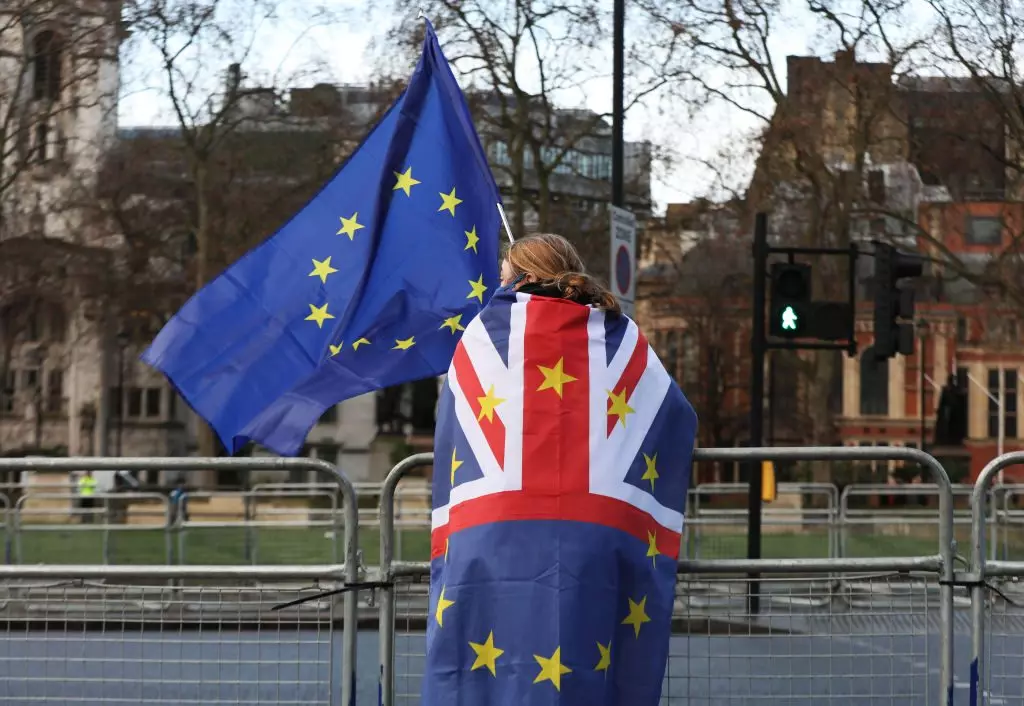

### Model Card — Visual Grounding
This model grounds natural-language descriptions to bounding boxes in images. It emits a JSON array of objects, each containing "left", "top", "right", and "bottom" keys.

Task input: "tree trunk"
[{"left": 192, "top": 162, "right": 219, "bottom": 487}]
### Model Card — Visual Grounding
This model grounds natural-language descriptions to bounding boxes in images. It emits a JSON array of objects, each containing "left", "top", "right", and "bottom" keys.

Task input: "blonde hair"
[{"left": 504, "top": 233, "right": 621, "bottom": 315}]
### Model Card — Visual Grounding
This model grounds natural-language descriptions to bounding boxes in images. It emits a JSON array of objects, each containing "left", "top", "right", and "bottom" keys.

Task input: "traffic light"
[
  {"left": 769, "top": 263, "right": 811, "bottom": 338},
  {"left": 769, "top": 262, "right": 852, "bottom": 341},
  {"left": 872, "top": 241, "right": 924, "bottom": 361}
]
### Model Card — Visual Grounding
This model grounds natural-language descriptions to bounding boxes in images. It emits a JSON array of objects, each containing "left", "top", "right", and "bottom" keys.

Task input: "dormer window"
[{"left": 32, "top": 31, "right": 62, "bottom": 102}]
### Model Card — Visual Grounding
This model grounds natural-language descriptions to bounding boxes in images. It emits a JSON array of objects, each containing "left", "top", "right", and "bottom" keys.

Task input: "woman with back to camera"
[
  {"left": 498, "top": 232, "right": 622, "bottom": 313},
  {"left": 421, "top": 232, "right": 698, "bottom": 706}
]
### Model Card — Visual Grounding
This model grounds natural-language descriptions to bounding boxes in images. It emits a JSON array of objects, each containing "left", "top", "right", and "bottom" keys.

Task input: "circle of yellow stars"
[{"left": 303, "top": 165, "right": 489, "bottom": 353}]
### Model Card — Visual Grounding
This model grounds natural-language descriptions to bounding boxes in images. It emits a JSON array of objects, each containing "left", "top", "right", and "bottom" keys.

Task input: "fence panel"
[
  {"left": 14, "top": 492, "right": 171, "bottom": 565},
  {"left": 377, "top": 446, "right": 956, "bottom": 706},
  {"left": 685, "top": 483, "right": 837, "bottom": 560},
  {"left": 0, "top": 457, "right": 360, "bottom": 706},
  {"left": 177, "top": 490, "right": 340, "bottom": 566},
  {"left": 0, "top": 565, "right": 347, "bottom": 705},
  {"left": 968, "top": 452, "right": 1024, "bottom": 705},
  {"left": 839, "top": 484, "right": 980, "bottom": 560}
]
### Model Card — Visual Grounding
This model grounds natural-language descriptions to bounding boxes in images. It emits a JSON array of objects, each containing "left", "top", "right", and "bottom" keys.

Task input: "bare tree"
[
  {"left": 373, "top": 0, "right": 681, "bottom": 272},
  {"left": 110, "top": 0, "right": 348, "bottom": 458}
]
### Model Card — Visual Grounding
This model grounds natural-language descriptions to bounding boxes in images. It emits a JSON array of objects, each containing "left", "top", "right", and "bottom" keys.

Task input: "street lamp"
[
  {"left": 115, "top": 329, "right": 129, "bottom": 457},
  {"left": 917, "top": 318, "right": 931, "bottom": 450}
]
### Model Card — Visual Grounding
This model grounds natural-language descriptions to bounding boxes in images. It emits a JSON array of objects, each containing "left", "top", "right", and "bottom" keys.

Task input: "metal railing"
[
  {"left": 17, "top": 448, "right": 1024, "bottom": 704},
  {"left": 0, "top": 457, "right": 361, "bottom": 706},
  {"left": 375, "top": 446, "right": 957, "bottom": 706},
  {"left": 0, "top": 563, "right": 349, "bottom": 705}
]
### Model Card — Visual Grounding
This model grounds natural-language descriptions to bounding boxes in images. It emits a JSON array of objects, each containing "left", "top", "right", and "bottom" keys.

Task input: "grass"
[
  {"left": 7, "top": 525, "right": 435, "bottom": 566},
  {"left": 5, "top": 522, "right": 1021, "bottom": 566}
]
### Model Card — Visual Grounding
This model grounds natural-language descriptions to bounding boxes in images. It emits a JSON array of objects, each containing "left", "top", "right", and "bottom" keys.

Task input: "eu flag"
[
  {"left": 425, "top": 287, "right": 698, "bottom": 705},
  {"left": 141, "top": 21, "right": 502, "bottom": 456}
]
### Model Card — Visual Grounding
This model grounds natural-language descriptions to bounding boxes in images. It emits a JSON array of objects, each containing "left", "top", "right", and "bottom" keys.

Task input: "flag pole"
[{"left": 496, "top": 203, "right": 515, "bottom": 243}]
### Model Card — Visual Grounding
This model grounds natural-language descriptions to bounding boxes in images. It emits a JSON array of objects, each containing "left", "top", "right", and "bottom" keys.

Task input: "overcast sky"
[{"left": 115, "top": 3, "right": 837, "bottom": 215}]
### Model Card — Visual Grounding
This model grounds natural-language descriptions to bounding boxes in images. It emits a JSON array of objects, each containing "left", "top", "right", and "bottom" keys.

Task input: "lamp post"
[
  {"left": 115, "top": 330, "right": 129, "bottom": 457},
  {"left": 917, "top": 319, "right": 931, "bottom": 450}
]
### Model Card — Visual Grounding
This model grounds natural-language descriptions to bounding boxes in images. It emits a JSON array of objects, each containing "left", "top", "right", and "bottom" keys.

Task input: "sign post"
[{"left": 609, "top": 205, "right": 636, "bottom": 317}]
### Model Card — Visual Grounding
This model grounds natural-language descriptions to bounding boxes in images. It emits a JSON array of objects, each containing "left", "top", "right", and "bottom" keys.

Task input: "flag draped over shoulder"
[
  {"left": 425, "top": 287, "right": 698, "bottom": 706},
  {"left": 141, "top": 22, "right": 501, "bottom": 456}
]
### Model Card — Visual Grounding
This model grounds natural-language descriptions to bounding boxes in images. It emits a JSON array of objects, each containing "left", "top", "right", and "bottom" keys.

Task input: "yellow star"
[
  {"left": 533, "top": 647, "right": 571, "bottom": 691},
  {"left": 329, "top": 342, "right": 343, "bottom": 356},
  {"left": 434, "top": 585, "right": 455, "bottom": 627},
  {"left": 441, "top": 314, "right": 465, "bottom": 334},
  {"left": 351, "top": 337, "right": 370, "bottom": 350},
  {"left": 641, "top": 453, "right": 659, "bottom": 492},
  {"left": 469, "top": 631, "right": 504, "bottom": 676},
  {"left": 622, "top": 596, "right": 651, "bottom": 638},
  {"left": 646, "top": 530, "right": 661, "bottom": 567},
  {"left": 337, "top": 212, "right": 364, "bottom": 240},
  {"left": 309, "top": 256, "right": 338, "bottom": 284},
  {"left": 305, "top": 303, "right": 334, "bottom": 329},
  {"left": 607, "top": 388, "right": 635, "bottom": 429},
  {"left": 450, "top": 448, "right": 463, "bottom": 485},
  {"left": 467, "top": 275, "right": 488, "bottom": 303},
  {"left": 537, "top": 358, "right": 577, "bottom": 398},
  {"left": 595, "top": 641, "right": 611, "bottom": 672},
  {"left": 476, "top": 385, "right": 506, "bottom": 423},
  {"left": 438, "top": 187, "right": 463, "bottom": 216},
  {"left": 393, "top": 337, "right": 415, "bottom": 350},
  {"left": 464, "top": 225, "right": 479, "bottom": 253},
  {"left": 393, "top": 166, "right": 420, "bottom": 197}
]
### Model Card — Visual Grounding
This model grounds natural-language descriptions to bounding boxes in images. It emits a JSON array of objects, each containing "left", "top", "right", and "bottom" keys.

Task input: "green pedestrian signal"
[{"left": 781, "top": 305, "right": 798, "bottom": 331}]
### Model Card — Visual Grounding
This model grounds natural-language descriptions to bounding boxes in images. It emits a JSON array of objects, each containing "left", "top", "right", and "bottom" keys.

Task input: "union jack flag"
[{"left": 423, "top": 287, "right": 697, "bottom": 706}]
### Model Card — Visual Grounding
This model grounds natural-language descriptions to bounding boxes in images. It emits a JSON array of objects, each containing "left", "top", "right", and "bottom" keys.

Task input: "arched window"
[
  {"left": 32, "top": 31, "right": 62, "bottom": 102},
  {"left": 859, "top": 346, "right": 890, "bottom": 416}
]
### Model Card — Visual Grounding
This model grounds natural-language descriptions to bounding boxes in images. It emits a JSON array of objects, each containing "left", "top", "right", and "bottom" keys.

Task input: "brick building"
[{"left": 640, "top": 49, "right": 1024, "bottom": 484}]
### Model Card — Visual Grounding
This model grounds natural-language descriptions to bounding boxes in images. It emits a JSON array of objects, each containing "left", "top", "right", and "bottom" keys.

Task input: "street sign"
[{"left": 609, "top": 205, "right": 636, "bottom": 318}]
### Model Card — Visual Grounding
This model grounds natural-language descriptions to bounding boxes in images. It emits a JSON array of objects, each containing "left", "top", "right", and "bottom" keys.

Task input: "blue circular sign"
[{"left": 615, "top": 244, "right": 631, "bottom": 295}]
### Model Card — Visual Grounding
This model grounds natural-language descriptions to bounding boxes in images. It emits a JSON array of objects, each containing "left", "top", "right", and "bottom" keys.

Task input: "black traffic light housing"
[
  {"left": 769, "top": 262, "right": 852, "bottom": 341},
  {"left": 769, "top": 263, "right": 811, "bottom": 338},
  {"left": 872, "top": 241, "right": 925, "bottom": 361}
]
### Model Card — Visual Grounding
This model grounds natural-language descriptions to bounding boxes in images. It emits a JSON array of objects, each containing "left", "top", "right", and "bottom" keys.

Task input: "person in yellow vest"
[{"left": 77, "top": 470, "right": 97, "bottom": 524}]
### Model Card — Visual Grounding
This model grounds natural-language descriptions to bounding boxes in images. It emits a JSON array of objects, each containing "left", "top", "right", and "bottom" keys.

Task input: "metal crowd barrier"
[
  {"left": 376, "top": 446, "right": 957, "bottom": 706},
  {"left": 0, "top": 563, "right": 348, "bottom": 704},
  {"left": 0, "top": 457, "right": 360, "bottom": 706}
]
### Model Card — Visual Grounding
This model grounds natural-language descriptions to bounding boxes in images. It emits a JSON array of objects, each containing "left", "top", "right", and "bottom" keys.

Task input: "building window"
[
  {"left": 860, "top": 346, "right": 890, "bottom": 416},
  {"left": 956, "top": 316, "right": 968, "bottom": 343},
  {"left": 1, "top": 370, "right": 14, "bottom": 413},
  {"left": 965, "top": 215, "right": 1003, "bottom": 245},
  {"left": 144, "top": 388, "right": 161, "bottom": 418},
  {"left": 127, "top": 388, "right": 143, "bottom": 418},
  {"left": 31, "top": 31, "right": 62, "bottom": 102},
  {"left": 986, "top": 369, "right": 1018, "bottom": 439},
  {"left": 45, "top": 370, "right": 62, "bottom": 413},
  {"left": 1006, "top": 370, "right": 1019, "bottom": 439},
  {"left": 110, "top": 386, "right": 122, "bottom": 419}
]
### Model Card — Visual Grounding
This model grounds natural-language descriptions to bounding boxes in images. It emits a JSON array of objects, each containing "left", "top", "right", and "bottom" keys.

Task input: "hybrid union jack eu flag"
[{"left": 424, "top": 286, "right": 698, "bottom": 705}]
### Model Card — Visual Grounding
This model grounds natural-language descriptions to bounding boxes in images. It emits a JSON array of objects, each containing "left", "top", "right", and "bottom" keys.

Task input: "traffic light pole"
[
  {"left": 748, "top": 214, "right": 859, "bottom": 617},
  {"left": 748, "top": 214, "right": 767, "bottom": 617}
]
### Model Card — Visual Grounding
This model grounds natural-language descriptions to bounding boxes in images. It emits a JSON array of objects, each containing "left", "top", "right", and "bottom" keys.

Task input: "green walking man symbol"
[{"left": 781, "top": 305, "right": 798, "bottom": 331}]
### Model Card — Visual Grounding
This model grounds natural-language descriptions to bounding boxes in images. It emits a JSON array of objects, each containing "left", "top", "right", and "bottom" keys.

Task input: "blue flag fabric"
[
  {"left": 141, "top": 22, "right": 501, "bottom": 456},
  {"left": 424, "top": 287, "right": 697, "bottom": 705}
]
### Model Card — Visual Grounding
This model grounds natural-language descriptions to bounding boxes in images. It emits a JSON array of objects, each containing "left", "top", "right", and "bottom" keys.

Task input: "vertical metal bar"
[
  {"left": 611, "top": 0, "right": 625, "bottom": 208},
  {"left": 747, "top": 213, "right": 768, "bottom": 615},
  {"left": 379, "top": 453, "right": 434, "bottom": 706},
  {"left": 969, "top": 452, "right": 1024, "bottom": 706}
]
